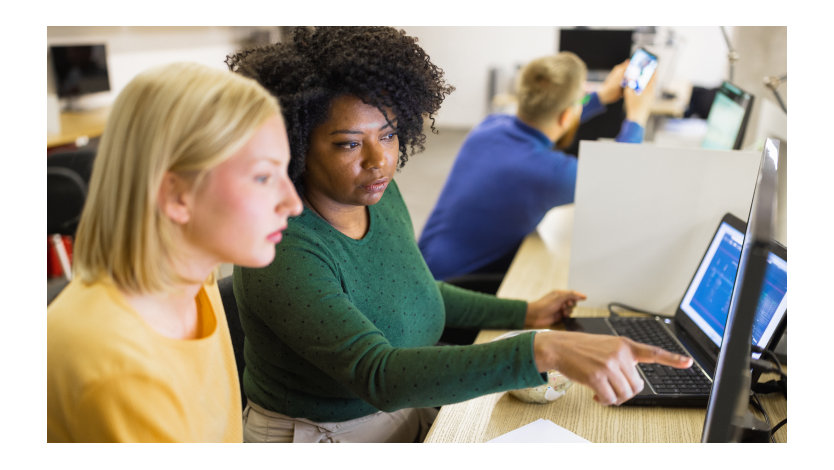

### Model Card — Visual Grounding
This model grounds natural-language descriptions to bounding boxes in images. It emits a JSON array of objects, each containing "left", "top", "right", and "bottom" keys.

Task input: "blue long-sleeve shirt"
[{"left": 418, "top": 92, "right": 643, "bottom": 281}]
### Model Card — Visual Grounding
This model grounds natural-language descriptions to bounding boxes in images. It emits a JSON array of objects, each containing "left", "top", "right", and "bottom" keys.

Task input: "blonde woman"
[{"left": 47, "top": 62, "right": 302, "bottom": 442}]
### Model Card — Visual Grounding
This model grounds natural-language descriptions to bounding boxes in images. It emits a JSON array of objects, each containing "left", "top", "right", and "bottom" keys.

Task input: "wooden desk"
[
  {"left": 651, "top": 80, "right": 693, "bottom": 118},
  {"left": 47, "top": 107, "right": 109, "bottom": 149},
  {"left": 424, "top": 205, "right": 786, "bottom": 443}
]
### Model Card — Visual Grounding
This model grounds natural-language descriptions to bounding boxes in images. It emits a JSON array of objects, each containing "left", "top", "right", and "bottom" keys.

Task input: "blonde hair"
[
  {"left": 516, "top": 52, "right": 587, "bottom": 125},
  {"left": 74, "top": 62, "right": 281, "bottom": 294}
]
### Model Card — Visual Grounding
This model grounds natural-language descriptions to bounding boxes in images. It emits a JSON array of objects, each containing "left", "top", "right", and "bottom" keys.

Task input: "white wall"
[
  {"left": 399, "top": 26, "right": 557, "bottom": 129},
  {"left": 659, "top": 26, "right": 731, "bottom": 88},
  {"left": 47, "top": 26, "right": 786, "bottom": 133},
  {"left": 47, "top": 26, "right": 266, "bottom": 110},
  {"left": 400, "top": 26, "right": 785, "bottom": 129},
  {"left": 732, "top": 26, "right": 788, "bottom": 149}
]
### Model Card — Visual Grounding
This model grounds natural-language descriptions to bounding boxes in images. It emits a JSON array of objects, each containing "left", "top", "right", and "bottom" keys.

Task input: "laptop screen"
[{"left": 679, "top": 217, "right": 787, "bottom": 356}]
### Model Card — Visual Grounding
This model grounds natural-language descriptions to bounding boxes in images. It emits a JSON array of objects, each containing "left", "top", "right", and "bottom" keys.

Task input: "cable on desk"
[
  {"left": 753, "top": 344, "right": 784, "bottom": 373},
  {"left": 749, "top": 393, "right": 772, "bottom": 442},
  {"left": 606, "top": 301, "right": 673, "bottom": 319},
  {"left": 771, "top": 418, "right": 787, "bottom": 437},
  {"left": 751, "top": 345, "right": 787, "bottom": 397},
  {"left": 749, "top": 344, "right": 787, "bottom": 442},
  {"left": 750, "top": 359, "right": 787, "bottom": 378},
  {"left": 752, "top": 393, "right": 788, "bottom": 443}
]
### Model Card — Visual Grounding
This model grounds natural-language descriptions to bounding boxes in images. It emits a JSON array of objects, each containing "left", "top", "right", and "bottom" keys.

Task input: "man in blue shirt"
[{"left": 419, "top": 52, "right": 656, "bottom": 292}]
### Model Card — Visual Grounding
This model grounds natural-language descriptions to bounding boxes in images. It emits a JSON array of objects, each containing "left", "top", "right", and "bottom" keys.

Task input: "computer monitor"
[
  {"left": 558, "top": 28, "right": 634, "bottom": 155},
  {"left": 701, "top": 81, "right": 755, "bottom": 150},
  {"left": 50, "top": 44, "right": 111, "bottom": 100},
  {"left": 701, "top": 137, "right": 780, "bottom": 443},
  {"left": 557, "top": 28, "right": 634, "bottom": 73}
]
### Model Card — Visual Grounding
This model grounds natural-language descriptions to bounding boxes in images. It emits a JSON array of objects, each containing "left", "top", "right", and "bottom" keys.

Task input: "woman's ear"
[{"left": 158, "top": 172, "right": 193, "bottom": 225}]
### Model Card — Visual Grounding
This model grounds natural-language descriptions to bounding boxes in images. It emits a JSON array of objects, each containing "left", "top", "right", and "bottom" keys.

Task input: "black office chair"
[
  {"left": 47, "top": 147, "right": 96, "bottom": 187},
  {"left": 47, "top": 166, "right": 87, "bottom": 236},
  {"left": 437, "top": 246, "right": 521, "bottom": 345},
  {"left": 218, "top": 275, "right": 247, "bottom": 410},
  {"left": 437, "top": 274, "right": 500, "bottom": 346},
  {"left": 47, "top": 165, "right": 87, "bottom": 294},
  {"left": 685, "top": 86, "right": 718, "bottom": 119},
  {"left": 47, "top": 148, "right": 96, "bottom": 302}
]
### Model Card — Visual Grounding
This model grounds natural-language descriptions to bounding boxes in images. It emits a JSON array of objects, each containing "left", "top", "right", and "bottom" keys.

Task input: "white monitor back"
[{"left": 567, "top": 141, "right": 761, "bottom": 314}]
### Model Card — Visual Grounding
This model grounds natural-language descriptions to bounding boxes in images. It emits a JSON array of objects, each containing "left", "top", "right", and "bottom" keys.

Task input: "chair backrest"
[
  {"left": 217, "top": 275, "right": 246, "bottom": 409},
  {"left": 47, "top": 166, "right": 87, "bottom": 236},
  {"left": 47, "top": 147, "right": 96, "bottom": 184},
  {"left": 685, "top": 86, "right": 719, "bottom": 119}
]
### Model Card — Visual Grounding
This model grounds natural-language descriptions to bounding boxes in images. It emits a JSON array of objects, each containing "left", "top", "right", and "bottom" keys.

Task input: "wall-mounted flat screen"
[
  {"left": 50, "top": 44, "right": 111, "bottom": 99},
  {"left": 558, "top": 28, "right": 634, "bottom": 72}
]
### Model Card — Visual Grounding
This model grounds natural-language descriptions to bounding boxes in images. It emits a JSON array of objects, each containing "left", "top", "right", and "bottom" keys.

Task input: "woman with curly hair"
[{"left": 226, "top": 27, "right": 691, "bottom": 443}]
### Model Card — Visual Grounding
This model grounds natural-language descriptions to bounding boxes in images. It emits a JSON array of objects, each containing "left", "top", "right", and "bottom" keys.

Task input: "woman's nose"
[
  {"left": 362, "top": 142, "right": 394, "bottom": 170},
  {"left": 276, "top": 174, "right": 302, "bottom": 217}
]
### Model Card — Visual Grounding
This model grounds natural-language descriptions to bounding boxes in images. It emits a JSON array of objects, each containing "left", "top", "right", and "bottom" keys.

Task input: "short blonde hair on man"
[
  {"left": 516, "top": 52, "right": 587, "bottom": 125},
  {"left": 73, "top": 62, "right": 281, "bottom": 294}
]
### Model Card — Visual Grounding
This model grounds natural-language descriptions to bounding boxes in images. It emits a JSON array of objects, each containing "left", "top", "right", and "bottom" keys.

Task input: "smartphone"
[{"left": 622, "top": 47, "right": 658, "bottom": 94}]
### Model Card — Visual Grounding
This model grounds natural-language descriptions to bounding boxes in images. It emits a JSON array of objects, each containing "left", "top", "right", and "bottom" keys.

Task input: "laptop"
[{"left": 563, "top": 210, "right": 787, "bottom": 406}]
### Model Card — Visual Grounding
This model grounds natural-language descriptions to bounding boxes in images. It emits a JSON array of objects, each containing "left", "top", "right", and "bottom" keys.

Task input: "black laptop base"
[{"left": 563, "top": 316, "right": 712, "bottom": 407}]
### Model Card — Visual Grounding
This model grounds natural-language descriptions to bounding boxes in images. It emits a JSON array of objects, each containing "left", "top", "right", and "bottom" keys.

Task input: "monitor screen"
[
  {"left": 701, "top": 138, "right": 780, "bottom": 443},
  {"left": 50, "top": 44, "right": 111, "bottom": 99},
  {"left": 557, "top": 28, "right": 633, "bottom": 154},
  {"left": 701, "top": 81, "right": 754, "bottom": 150},
  {"left": 558, "top": 28, "right": 633, "bottom": 71},
  {"left": 679, "top": 219, "right": 787, "bottom": 358}
]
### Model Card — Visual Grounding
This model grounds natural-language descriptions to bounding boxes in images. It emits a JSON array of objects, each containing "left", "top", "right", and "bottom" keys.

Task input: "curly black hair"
[{"left": 226, "top": 26, "right": 454, "bottom": 192}]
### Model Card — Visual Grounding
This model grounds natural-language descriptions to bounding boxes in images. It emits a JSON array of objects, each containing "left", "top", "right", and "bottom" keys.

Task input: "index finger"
[
  {"left": 564, "top": 290, "right": 587, "bottom": 301},
  {"left": 630, "top": 341, "right": 693, "bottom": 369}
]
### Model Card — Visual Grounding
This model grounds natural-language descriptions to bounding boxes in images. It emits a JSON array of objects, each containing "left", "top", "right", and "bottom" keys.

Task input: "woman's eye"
[
  {"left": 255, "top": 174, "right": 271, "bottom": 184},
  {"left": 335, "top": 141, "right": 360, "bottom": 150},
  {"left": 382, "top": 132, "right": 397, "bottom": 141}
]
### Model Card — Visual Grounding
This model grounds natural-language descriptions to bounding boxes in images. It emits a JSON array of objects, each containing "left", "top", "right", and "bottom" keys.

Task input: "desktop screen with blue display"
[{"left": 680, "top": 221, "right": 787, "bottom": 350}]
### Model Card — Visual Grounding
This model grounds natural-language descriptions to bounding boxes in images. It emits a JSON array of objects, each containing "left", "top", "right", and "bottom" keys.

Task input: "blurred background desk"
[
  {"left": 47, "top": 107, "right": 109, "bottom": 150},
  {"left": 424, "top": 205, "right": 786, "bottom": 443}
]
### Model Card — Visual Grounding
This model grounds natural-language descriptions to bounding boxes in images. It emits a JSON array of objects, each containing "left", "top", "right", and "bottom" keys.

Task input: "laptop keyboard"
[{"left": 608, "top": 317, "right": 712, "bottom": 395}]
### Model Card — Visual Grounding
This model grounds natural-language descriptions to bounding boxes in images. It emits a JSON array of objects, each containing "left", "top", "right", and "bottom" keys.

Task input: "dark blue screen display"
[
  {"left": 686, "top": 228, "right": 786, "bottom": 346},
  {"left": 690, "top": 234, "right": 742, "bottom": 337},
  {"left": 752, "top": 257, "right": 787, "bottom": 343}
]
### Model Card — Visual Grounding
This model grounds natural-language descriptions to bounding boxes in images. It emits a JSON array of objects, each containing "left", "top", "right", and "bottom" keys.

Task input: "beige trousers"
[{"left": 242, "top": 400, "right": 438, "bottom": 443}]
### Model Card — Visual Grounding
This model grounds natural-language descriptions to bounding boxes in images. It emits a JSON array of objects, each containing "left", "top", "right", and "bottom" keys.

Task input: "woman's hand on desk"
[
  {"left": 524, "top": 290, "right": 587, "bottom": 328},
  {"left": 532, "top": 330, "right": 693, "bottom": 406}
]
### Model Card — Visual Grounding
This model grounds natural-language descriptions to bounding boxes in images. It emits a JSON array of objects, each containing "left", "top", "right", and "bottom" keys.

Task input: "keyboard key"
[{"left": 608, "top": 317, "right": 712, "bottom": 395}]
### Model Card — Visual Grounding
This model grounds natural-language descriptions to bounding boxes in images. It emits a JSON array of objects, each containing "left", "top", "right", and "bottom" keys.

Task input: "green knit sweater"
[{"left": 233, "top": 181, "right": 545, "bottom": 422}]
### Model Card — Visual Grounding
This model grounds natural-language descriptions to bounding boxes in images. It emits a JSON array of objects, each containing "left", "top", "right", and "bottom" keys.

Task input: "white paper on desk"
[{"left": 487, "top": 418, "right": 589, "bottom": 443}]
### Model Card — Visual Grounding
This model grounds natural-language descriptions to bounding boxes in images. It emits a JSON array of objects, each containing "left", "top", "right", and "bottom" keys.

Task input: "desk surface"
[
  {"left": 424, "top": 205, "right": 786, "bottom": 443},
  {"left": 47, "top": 107, "right": 109, "bottom": 148}
]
